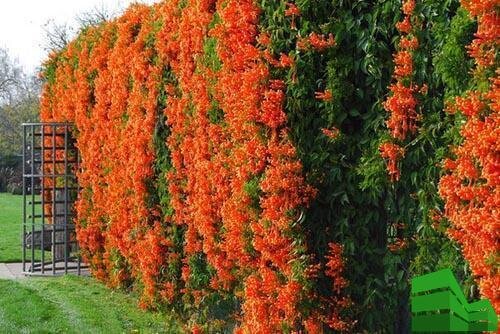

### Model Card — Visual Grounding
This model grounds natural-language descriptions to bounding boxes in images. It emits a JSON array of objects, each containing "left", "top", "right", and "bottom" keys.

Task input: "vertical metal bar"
[
  {"left": 76, "top": 125, "right": 81, "bottom": 276},
  {"left": 64, "top": 125, "right": 68, "bottom": 274},
  {"left": 41, "top": 125, "right": 45, "bottom": 274},
  {"left": 52, "top": 125, "right": 56, "bottom": 275},
  {"left": 30, "top": 125, "right": 35, "bottom": 273},
  {"left": 22, "top": 125, "right": 26, "bottom": 272}
]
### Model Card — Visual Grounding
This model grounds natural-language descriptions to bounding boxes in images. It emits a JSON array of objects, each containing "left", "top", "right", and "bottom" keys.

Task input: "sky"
[{"left": 0, "top": 0, "right": 157, "bottom": 75}]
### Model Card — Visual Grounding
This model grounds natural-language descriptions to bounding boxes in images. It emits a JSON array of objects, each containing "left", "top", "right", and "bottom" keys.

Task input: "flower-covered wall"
[{"left": 40, "top": 0, "right": 498, "bottom": 332}]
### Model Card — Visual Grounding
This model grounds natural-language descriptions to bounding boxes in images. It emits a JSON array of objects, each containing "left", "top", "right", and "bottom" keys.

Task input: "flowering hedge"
[
  {"left": 40, "top": 0, "right": 498, "bottom": 332},
  {"left": 438, "top": 0, "right": 499, "bottom": 312}
]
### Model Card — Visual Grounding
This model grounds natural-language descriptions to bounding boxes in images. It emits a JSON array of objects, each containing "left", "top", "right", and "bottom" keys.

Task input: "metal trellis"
[{"left": 22, "top": 122, "right": 87, "bottom": 275}]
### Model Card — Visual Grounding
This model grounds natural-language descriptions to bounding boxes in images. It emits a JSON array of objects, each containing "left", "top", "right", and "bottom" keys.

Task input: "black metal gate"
[{"left": 22, "top": 123, "right": 86, "bottom": 275}]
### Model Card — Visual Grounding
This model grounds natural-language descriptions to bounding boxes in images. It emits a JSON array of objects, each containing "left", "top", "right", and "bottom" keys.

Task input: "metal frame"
[{"left": 22, "top": 122, "right": 86, "bottom": 275}]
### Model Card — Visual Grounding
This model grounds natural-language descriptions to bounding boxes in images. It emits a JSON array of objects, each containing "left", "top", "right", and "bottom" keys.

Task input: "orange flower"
[
  {"left": 324, "top": 243, "right": 353, "bottom": 331},
  {"left": 393, "top": 50, "right": 413, "bottom": 77},
  {"left": 383, "top": 82, "right": 419, "bottom": 140},
  {"left": 257, "top": 32, "right": 271, "bottom": 47},
  {"left": 388, "top": 238, "right": 407, "bottom": 252},
  {"left": 309, "top": 32, "right": 336, "bottom": 51},
  {"left": 402, "top": 0, "right": 416, "bottom": 15},
  {"left": 285, "top": 3, "right": 300, "bottom": 29},
  {"left": 40, "top": 0, "right": 340, "bottom": 329},
  {"left": 298, "top": 33, "right": 336, "bottom": 52},
  {"left": 279, "top": 53, "right": 295, "bottom": 68},
  {"left": 284, "top": 3, "right": 300, "bottom": 17},
  {"left": 315, "top": 89, "right": 333, "bottom": 101},
  {"left": 321, "top": 127, "right": 340, "bottom": 140},
  {"left": 439, "top": 0, "right": 500, "bottom": 313},
  {"left": 455, "top": 92, "right": 485, "bottom": 117},
  {"left": 379, "top": 142, "right": 405, "bottom": 182},
  {"left": 191, "top": 325, "right": 203, "bottom": 334},
  {"left": 396, "top": 16, "right": 412, "bottom": 33},
  {"left": 399, "top": 36, "right": 419, "bottom": 50},
  {"left": 382, "top": 0, "right": 422, "bottom": 170}
]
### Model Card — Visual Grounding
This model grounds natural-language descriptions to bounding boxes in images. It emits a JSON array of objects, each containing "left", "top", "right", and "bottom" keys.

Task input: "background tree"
[
  {"left": 42, "top": 5, "right": 114, "bottom": 53},
  {"left": 1, "top": 5, "right": 113, "bottom": 193},
  {"left": 0, "top": 48, "right": 40, "bottom": 192},
  {"left": 1, "top": 5, "right": 113, "bottom": 155},
  {"left": 0, "top": 47, "right": 40, "bottom": 157},
  {"left": 0, "top": 48, "right": 22, "bottom": 104},
  {"left": 76, "top": 4, "right": 114, "bottom": 29},
  {"left": 41, "top": 20, "right": 72, "bottom": 53}
]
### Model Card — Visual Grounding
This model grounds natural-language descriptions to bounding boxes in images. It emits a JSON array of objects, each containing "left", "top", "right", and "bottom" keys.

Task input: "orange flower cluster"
[
  {"left": 211, "top": 1, "right": 319, "bottom": 331},
  {"left": 380, "top": 0, "right": 421, "bottom": 181},
  {"left": 379, "top": 142, "right": 405, "bottom": 182},
  {"left": 301, "top": 243, "right": 354, "bottom": 333},
  {"left": 40, "top": 0, "right": 355, "bottom": 331},
  {"left": 384, "top": 82, "right": 419, "bottom": 141},
  {"left": 41, "top": 5, "right": 167, "bottom": 297},
  {"left": 315, "top": 89, "right": 333, "bottom": 102},
  {"left": 321, "top": 127, "right": 340, "bottom": 140},
  {"left": 285, "top": 2, "right": 300, "bottom": 17},
  {"left": 160, "top": 0, "right": 231, "bottom": 305},
  {"left": 461, "top": 0, "right": 500, "bottom": 67},
  {"left": 309, "top": 33, "right": 336, "bottom": 51},
  {"left": 298, "top": 33, "right": 336, "bottom": 52},
  {"left": 323, "top": 243, "right": 353, "bottom": 331},
  {"left": 285, "top": 3, "right": 300, "bottom": 29},
  {"left": 439, "top": 0, "right": 499, "bottom": 313},
  {"left": 387, "top": 238, "right": 408, "bottom": 252},
  {"left": 40, "top": 0, "right": 351, "bottom": 331},
  {"left": 384, "top": 0, "right": 419, "bottom": 141}
]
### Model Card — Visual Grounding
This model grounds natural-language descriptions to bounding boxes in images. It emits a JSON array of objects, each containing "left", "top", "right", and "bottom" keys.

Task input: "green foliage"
[
  {"left": 406, "top": 1, "right": 477, "bottom": 304},
  {"left": 259, "top": 0, "right": 477, "bottom": 331},
  {"left": 203, "top": 37, "right": 222, "bottom": 72},
  {"left": 35, "top": 0, "right": 481, "bottom": 331},
  {"left": 149, "top": 64, "right": 177, "bottom": 219},
  {"left": 243, "top": 175, "right": 263, "bottom": 210},
  {"left": 187, "top": 254, "right": 215, "bottom": 290},
  {"left": 0, "top": 96, "right": 40, "bottom": 158},
  {"left": 433, "top": 7, "right": 475, "bottom": 98},
  {"left": 266, "top": 0, "right": 405, "bottom": 330},
  {"left": 43, "top": 58, "right": 59, "bottom": 85},
  {"left": 207, "top": 103, "right": 224, "bottom": 124}
]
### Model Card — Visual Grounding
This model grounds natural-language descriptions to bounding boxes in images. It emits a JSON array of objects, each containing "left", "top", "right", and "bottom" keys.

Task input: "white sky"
[{"left": 0, "top": 0, "right": 158, "bottom": 74}]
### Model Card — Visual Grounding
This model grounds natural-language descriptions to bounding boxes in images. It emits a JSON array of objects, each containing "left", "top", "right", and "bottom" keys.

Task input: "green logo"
[{"left": 411, "top": 269, "right": 498, "bottom": 332}]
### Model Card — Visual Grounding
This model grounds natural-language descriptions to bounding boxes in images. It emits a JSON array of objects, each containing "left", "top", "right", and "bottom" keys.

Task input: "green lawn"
[
  {"left": 0, "top": 193, "right": 183, "bottom": 332},
  {"left": 0, "top": 193, "right": 23, "bottom": 262},
  {"left": 1, "top": 192, "right": 50, "bottom": 263},
  {"left": 0, "top": 275, "right": 182, "bottom": 333}
]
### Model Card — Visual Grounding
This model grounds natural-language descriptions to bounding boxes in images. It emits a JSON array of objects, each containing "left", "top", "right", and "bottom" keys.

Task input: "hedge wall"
[{"left": 40, "top": 0, "right": 498, "bottom": 332}]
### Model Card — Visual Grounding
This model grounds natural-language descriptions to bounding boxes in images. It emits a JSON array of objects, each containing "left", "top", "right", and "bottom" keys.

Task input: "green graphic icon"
[{"left": 411, "top": 269, "right": 498, "bottom": 332}]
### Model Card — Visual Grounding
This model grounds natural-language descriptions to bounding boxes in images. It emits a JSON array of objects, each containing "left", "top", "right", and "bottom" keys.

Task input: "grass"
[
  {"left": 0, "top": 193, "right": 23, "bottom": 262},
  {"left": 0, "top": 275, "right": 182, "bottom": 333},
  {"left": 0, "top": 192, "right": 46, "bottom": 263},
  {"left": 0, "top": 193, "right": 183, "bottom": 332}
]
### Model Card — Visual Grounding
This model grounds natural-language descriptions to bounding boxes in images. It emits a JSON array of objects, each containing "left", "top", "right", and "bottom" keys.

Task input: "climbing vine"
[
  {"left": 438, "top": 0, "right": 499, "bottom": 312},
  {"left": 40, "top": 0, "right": 496, "bottom": 332}
]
